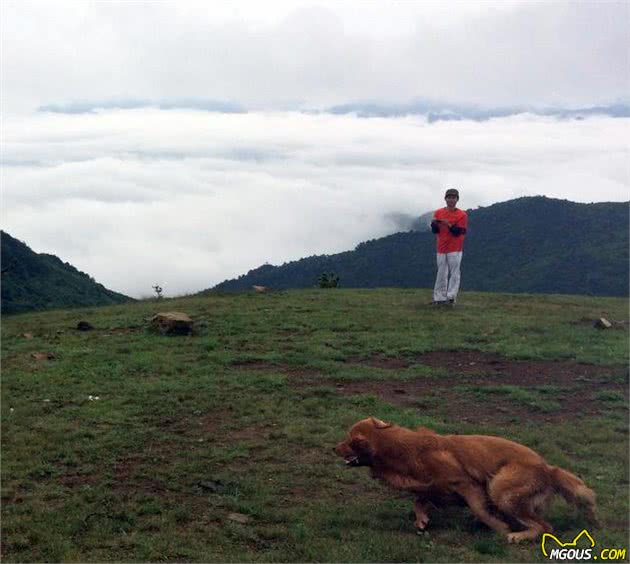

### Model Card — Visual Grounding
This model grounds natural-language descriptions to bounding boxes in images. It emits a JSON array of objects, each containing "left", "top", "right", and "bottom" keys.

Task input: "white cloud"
[
  {"left": 2, "top": 109, "right": 628, "bottom": 297},
  {"left": 1, "top": 1, "right": 628, "bottom": 114},
  {"left": 2, "top": 1, "right": 627, "bottom": 297}
]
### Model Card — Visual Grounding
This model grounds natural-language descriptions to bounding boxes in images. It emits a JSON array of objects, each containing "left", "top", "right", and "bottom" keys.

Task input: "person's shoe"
[
  {"left": 447, "top": 299, "right": 455, "bottom": 305},
  {"left": 430, "top": 300, "right": 446, "bottom": 306}
]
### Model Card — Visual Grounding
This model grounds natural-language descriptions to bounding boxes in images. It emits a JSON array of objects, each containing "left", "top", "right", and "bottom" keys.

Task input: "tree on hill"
[{"left": 319, "top": 272, "right": 340, "bottom": 288}]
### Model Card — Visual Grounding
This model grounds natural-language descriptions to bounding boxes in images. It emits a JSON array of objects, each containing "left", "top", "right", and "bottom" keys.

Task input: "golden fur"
[{"left": 334, "top": 417, "right": 597, "bottom": 542}]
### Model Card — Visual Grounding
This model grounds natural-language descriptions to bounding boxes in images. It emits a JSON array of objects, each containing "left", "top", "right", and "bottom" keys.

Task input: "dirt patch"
[
  {"left": 107, "top": 326, "right": 143, "bottom": 334},
  {"left": 147, "top": 409, "right": 275, "bottom": 448},
  {"left": 230, "top": 359, "right": 280, "bottom": 370},
  {"left": 293, "top": 351, "right": 628, "bottom": 424},
  {"left": 58, "top": 472, "right": 100, "bottom": 488},
  {"left": 330, "top": 379, "right": 627, "bottom": 423},
  {"left": 1, "top": 482, "right": 31, "bottom": 506},
  {"left": 409, "top": 351, "right": 626, "bottom": 386},
  {"left": 283, "top": 367, "right": 323, "bottom": 377},
  {"left": 197, "top": 416, "right": 271, "bottom": 443},
  {"left": 109, "top": 446, "right": 208, "bottom": 502},
  {"left": 347, "top": 355, "right": 411, "bottom": 370}
]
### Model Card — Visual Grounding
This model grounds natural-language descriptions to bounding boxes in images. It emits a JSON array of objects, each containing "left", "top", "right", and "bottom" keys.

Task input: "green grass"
[
  {"left": 2, "top": 289, "right": 628, "bottom": 562},
  {"left": 459, "top": 385, "right": 563, "bottom": 413},
  {"left": 595, "top": 390, "right": 627, "bottom": 403}
]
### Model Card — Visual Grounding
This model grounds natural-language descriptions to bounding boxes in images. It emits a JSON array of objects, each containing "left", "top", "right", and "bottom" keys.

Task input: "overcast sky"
[{"left": 1, "top": 1, "right": 629, "bottom": 297}]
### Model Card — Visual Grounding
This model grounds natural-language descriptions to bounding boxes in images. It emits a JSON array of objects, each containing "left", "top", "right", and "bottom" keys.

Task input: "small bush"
[{"left": 318, "top": 273, "right": 340, "bottom": 288}]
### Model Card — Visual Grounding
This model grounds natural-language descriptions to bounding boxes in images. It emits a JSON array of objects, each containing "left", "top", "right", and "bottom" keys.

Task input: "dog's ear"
[
  {"left": 350, "top": 433, "right": 373, "bottom": 455},
  {"left": 370, "top": 416, "right": 392, "bottom": 429}
]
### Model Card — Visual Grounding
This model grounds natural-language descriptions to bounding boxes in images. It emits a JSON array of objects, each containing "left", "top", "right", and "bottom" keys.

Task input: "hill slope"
[
  {"left": 1, "top": 231, "right": 132, "bottom": 314},
  {"left": 212, "top": 197, "right": 629, "bottom": 297},
  {"left": 1, "top": 289, "right": 628, "bottom": 561}
]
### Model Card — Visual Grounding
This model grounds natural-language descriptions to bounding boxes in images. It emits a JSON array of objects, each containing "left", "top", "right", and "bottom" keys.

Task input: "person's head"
[{"left": 444, "top": 188, "right": 459, "bottom": 209}]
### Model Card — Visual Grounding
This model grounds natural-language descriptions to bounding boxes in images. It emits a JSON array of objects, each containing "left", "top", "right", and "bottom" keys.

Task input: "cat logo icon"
[{"left": 541, "top": 529, "right": 595, "bottom": 560}]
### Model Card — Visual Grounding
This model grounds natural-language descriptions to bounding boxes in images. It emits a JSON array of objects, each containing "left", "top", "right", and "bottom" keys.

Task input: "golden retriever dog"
[{"left": 334, "top": 417, "right": 597, "bottom": 542}]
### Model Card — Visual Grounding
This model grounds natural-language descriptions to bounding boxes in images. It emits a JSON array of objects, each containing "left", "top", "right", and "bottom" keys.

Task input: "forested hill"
[
  {"left": 211, "top": 197, "right": 629, "bottom": 297},
  {"left": 1, "top": 231, "right": 132, "bottom": 314}
]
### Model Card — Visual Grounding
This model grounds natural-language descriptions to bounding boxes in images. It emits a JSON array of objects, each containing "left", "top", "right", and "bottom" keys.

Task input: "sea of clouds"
[{"left": 2, "top": 109, "right": 628, "bottom": 297}]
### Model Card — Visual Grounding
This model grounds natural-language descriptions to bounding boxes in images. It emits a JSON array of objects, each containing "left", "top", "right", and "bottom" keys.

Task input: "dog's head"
[{"left": 333, "top": 417, "right": 392, "bottom": 467}]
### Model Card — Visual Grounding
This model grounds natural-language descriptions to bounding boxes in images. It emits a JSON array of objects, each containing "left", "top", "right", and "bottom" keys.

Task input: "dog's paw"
[{"left": 507, "top": 532, "right": 528, "bottom": 544}]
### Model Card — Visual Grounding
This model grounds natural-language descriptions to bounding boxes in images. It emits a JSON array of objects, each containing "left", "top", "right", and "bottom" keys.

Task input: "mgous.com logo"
[{"left": 541, "top": 529, "right": 627, "bottom": 561}]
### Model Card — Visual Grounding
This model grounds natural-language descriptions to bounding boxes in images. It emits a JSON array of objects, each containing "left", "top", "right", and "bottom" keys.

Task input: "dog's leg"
[
  {"left": 454, "top": 484, "right": 511, "bottom": 535},
  {"left": 489, "top": 464, "right": 553, "bottom": 542},
  {"left": 506, "top": 513, "right": 552, "bottom": 543},
  {"left": 414, "top": 498, "right": 431, "bottom": 531},
  {"left": 502, "top": 495, "right": 552, "bottom": 543}
]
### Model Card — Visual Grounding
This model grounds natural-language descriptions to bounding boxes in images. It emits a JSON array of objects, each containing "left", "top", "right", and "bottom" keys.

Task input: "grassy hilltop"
[{"left": 2, "top": 289, "right": 628, "bottom": 562}]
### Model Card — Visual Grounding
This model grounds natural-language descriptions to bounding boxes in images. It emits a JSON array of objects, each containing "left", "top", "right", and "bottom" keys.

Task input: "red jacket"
[{"left": 431, "top": 207, "right": 468, "bottom": 253}]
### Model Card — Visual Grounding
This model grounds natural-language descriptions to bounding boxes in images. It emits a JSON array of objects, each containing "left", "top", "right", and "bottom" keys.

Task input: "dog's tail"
[{"left": 549, "top": 465, "right": 598, "bottom": 524}]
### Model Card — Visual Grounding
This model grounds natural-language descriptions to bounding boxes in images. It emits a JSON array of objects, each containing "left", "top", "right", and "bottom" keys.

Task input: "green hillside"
[
  {"left": 212, "top": 197, "right": 629, "bottom": 297},
  {"left": 1, "top": 231, "right": 132, "bottom": 315},
  {"left": 2, "top": 289, "right": 628, "bottom": 562}
]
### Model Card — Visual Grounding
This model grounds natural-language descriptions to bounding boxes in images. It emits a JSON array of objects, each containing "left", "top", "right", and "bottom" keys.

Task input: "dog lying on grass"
[{"left": 334, "top": 417, "right": 597, "bottom": 542}]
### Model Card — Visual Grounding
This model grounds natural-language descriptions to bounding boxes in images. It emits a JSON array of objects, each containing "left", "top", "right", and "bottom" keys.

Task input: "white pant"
[{"left": 433, "top": 252, "right": 463, "bottom": 302}]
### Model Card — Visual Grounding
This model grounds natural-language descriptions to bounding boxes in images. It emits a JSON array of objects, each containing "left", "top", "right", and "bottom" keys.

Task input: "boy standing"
[{"left": 430, "top": 188, "right": 468, "bottom": 304}]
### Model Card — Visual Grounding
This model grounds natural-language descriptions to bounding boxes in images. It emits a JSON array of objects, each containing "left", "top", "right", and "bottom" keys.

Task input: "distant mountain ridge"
[
  {"left": 326, "top": 100, "right": 630, "bottom": 122},
  {"left": 1, "top": 231, "right": 132, "bottom": 314},
  {"left": 211, "top": 197, "right": 629, "bottom": 297},
  {"left": 38, "top": 97, "right": 630, "bottom": 122}
]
